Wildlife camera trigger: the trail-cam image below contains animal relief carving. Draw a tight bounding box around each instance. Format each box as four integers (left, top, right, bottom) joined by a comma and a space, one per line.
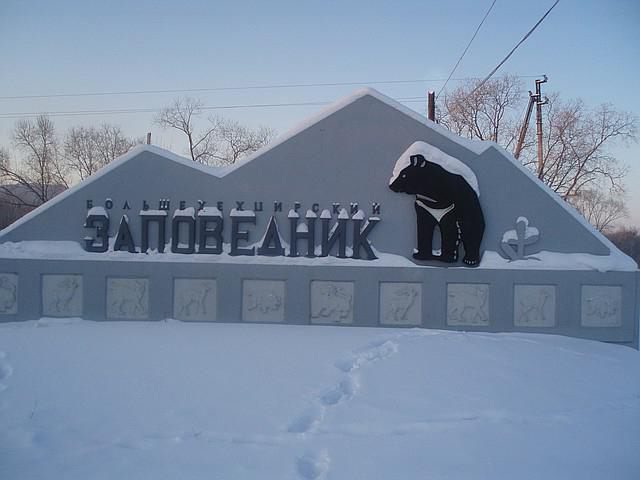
514, 285, 555, 327
581, 286, 622, 327
174, 279, 216, 321
0, 274, 17, 314
107, 278, 149, 319
43, 275, 82, 317
447, 284, 489, 326
242, 280, 285, 322
311, 282, 354, 324
380, 283, 421, 325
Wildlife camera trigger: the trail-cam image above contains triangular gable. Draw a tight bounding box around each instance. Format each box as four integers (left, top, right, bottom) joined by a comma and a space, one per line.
0, 88, 635, 270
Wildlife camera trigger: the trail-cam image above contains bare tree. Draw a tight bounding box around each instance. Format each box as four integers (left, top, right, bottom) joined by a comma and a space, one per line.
568, 189, 628, 233
437, 74, 637, 229
65, 124, 141, 180
155, 97, 215, 163
0, 115, 68, 208
207, 116, 276, 165
438, 74, 523, 148
519, 95, 637, 199
606, 227, 640, 265
155, 97, 276, 165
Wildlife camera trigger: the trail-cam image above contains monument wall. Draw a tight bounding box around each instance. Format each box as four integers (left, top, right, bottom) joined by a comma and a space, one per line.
1, 89, 637, 347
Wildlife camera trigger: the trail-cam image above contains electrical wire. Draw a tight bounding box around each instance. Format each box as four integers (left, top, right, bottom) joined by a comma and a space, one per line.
0, 97, 427, 119
436, 0, 497, 100
471, 0, 560, 95
0, 75, 543, 101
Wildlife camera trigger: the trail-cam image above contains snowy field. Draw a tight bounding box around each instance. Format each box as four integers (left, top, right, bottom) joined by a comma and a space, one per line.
1, 320, 639, 480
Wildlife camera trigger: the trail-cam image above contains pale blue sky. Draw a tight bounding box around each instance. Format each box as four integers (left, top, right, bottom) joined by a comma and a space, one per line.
1, 0, 638, 224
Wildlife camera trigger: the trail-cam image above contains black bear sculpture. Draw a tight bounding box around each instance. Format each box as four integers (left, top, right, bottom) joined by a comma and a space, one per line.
389, 142, 485, 266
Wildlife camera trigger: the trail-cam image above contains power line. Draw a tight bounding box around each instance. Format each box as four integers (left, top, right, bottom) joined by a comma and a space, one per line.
0, 75, 543, 101
0, 97, 428, 120
471, 0, 560, 95
436, 0, 497, 100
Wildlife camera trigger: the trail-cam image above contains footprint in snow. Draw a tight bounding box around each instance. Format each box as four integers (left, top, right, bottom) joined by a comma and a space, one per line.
320, 375, 359, 406
287, 405, 325, 434
297, 449, 330, 479
335, 339, 399, 373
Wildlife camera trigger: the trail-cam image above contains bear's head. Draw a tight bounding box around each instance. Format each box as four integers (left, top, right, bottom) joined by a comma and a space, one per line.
389, 154, 423, 193
389, 153, 451, 197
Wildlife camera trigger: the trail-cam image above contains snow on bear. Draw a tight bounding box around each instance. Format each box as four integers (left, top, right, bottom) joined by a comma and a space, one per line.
389, 141, 485, 266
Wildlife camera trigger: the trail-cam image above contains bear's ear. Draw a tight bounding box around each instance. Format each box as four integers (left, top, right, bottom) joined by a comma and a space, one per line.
411, 154, 427, 167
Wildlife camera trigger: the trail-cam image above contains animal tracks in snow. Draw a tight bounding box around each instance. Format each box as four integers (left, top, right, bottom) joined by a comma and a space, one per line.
287, 405, 326, 434
296, 449, 331, 479
335, 338, 399, 373
288, 337, 400, 435
288, 334, 409, 479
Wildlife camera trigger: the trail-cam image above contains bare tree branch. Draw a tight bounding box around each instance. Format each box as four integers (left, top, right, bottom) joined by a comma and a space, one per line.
65, 124, 141, 181
437, 74, 637, 230
155, 97, 276, 166
0, 115, 68, 208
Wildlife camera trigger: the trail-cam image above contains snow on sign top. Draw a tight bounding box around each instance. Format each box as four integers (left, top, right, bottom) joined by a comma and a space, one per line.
390, 141, 480, 196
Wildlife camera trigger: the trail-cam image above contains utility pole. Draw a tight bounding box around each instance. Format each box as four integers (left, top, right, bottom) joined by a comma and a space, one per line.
427, 91, 436, 122
513, 75, 548, 175
514, 91, 535, 159
534, 76, 548, 179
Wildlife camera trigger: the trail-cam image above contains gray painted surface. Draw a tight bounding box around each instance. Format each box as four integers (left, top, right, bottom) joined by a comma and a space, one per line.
0, 257, 637, 347
0, 94, 613, 256
0, 90, 637, 347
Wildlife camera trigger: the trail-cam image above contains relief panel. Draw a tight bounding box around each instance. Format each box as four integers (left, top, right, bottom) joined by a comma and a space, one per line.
173, 279, 217, 321
310, 281, 354, 324
0, 273, 18, 315
514, 285, 556, 327
42, 274, 83, 317
447, 283, 490, 326
581, 285, 622, 327
107, 278, 149, 319
242, 280, 285, 323
379, 282, 422, 326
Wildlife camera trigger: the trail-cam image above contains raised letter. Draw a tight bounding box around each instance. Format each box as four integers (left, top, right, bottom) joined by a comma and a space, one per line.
113, 215, 136, 253
257, 216, 285, 256
84, 208, 109, 252
140, 210, 167, 253
351, 214, 380, 260
171, 208, 196, 254
230, 209, 256, 256
198, 207, 223, 254
289, 210, 316, 257
320, 209, 347, 258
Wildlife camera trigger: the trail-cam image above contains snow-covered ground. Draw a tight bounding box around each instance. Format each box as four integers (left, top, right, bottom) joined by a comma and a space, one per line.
1, 320, 639, 480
